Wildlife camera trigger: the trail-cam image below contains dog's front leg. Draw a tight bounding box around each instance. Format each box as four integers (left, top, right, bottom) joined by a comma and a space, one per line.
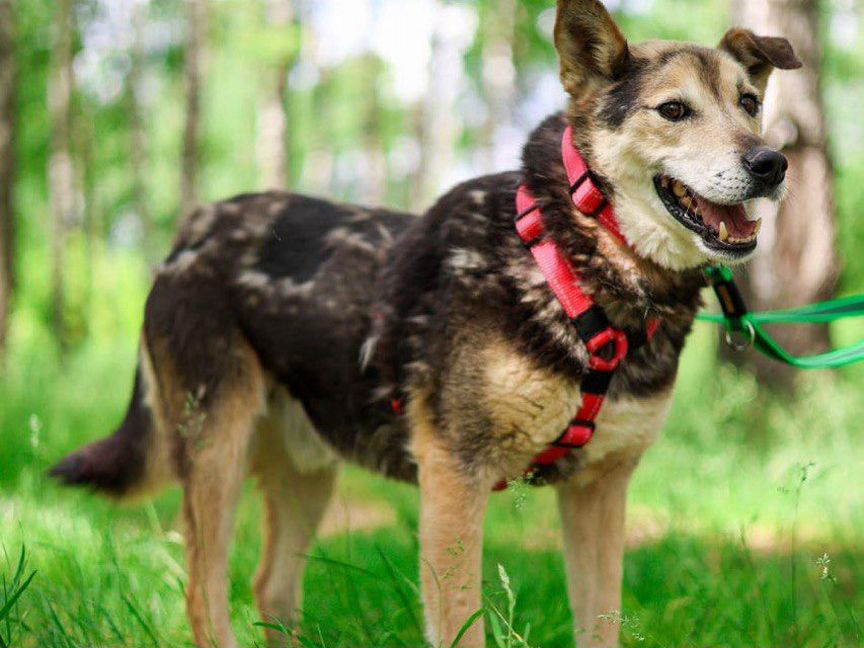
556, 458, 637, 648
412, 409, 490, 647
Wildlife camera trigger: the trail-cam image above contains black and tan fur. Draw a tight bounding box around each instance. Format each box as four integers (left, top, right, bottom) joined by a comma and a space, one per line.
51, 2, 802, 646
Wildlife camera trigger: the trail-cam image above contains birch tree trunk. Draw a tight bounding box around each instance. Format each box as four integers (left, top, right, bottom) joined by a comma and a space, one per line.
256, 0, 296, 191
181, 0, 207, 216
360, 54, 387, 205
411, 6, 468, 210
75, 92, 96, 335
49, 0, 75, 350
479, 0, 517, 170
0, 0, 16, 359
128, 0, 152, 254
731, 0, 838, 385
303, 12, 335, 195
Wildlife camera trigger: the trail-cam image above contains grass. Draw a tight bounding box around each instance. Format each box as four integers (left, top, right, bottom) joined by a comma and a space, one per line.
1, 309, 864, 646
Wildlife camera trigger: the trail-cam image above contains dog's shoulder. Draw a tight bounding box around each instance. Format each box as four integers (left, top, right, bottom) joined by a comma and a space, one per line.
369, 172, 527, 393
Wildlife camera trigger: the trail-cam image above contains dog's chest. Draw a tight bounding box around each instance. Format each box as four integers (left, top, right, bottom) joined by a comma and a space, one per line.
479, 338, 672, 480
582, 388, 672, 466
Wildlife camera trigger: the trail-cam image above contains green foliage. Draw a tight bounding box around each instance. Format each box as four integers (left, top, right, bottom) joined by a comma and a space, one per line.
3, 1, 864, 646
7, 0, 864, 346
2, 328, 864, 646
486, 564, 531, 648
0, 547, 37, 648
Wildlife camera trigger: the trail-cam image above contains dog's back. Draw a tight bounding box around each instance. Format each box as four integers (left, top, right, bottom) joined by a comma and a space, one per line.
51, 191, 417, 496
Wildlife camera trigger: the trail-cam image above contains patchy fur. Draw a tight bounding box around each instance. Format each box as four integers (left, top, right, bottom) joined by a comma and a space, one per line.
51, 1, 802, 646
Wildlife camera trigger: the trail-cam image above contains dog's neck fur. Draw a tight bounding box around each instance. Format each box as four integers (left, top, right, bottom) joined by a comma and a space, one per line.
521, 112, 705, 329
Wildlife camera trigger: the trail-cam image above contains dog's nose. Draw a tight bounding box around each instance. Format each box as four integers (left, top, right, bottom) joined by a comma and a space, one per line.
743, 147, 788, 188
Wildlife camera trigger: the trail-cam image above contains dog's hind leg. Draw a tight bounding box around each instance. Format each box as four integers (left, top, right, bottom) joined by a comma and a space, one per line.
181, 343, 266, 648
252, 394, 339, 645
556, 458, 637, 648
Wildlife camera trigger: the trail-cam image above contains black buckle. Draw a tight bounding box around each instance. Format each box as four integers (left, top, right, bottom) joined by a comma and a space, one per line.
573, 305, 610, 346
580, 368, 614, 395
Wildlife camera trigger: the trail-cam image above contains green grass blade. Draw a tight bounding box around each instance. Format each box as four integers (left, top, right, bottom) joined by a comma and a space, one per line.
303, 553, 377, 578
488, 602, 506, 648
122, 593, 161, 647
45, 602, 75, 648
375, 544, 424, 638
0, 570, 36, 625
450, 608, 485, 648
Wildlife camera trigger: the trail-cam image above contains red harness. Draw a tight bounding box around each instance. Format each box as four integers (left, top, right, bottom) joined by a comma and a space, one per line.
388, 126, 658, 488
494, 126, 658, 488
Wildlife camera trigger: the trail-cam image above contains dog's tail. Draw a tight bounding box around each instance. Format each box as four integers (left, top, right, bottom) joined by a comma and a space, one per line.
50, 338, 173, 499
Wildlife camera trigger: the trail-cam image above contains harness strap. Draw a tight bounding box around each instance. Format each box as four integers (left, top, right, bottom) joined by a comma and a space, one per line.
562, 125, 627, 245
509, 185, 629, 475
390, 126, 661, 490
496, 131, 660, 489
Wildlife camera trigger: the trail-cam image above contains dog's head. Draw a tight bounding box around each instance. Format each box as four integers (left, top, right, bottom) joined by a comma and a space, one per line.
554, 0, 801, 270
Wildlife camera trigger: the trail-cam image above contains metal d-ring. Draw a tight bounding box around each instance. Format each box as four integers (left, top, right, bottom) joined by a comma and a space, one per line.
724, 320, 756, 352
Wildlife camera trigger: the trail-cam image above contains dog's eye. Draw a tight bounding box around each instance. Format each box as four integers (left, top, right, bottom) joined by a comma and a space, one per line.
740, 93, 761, 117
657, 101, 690, 122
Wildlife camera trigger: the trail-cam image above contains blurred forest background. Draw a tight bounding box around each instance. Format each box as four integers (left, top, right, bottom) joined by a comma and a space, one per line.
2, 1, 864, 647
0, 0, 863, 369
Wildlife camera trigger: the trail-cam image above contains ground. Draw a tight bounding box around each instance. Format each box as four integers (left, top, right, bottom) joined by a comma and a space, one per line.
2, 320, 863, 647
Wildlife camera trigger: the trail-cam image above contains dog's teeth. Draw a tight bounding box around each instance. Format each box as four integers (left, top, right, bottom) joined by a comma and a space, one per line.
719, 221, 729, 242
661, 176, 670, 188
672, 181, 687, 198
682, 197, 695, 211
754, 218, 762, 236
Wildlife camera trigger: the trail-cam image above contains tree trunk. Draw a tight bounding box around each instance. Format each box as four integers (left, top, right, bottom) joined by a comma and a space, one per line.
128, 0, 152, 255
411, 5, 466, 210
730, 0, 838, 386
479, 0, 517, 170
181, 0, 207, 216
256, 0, 296, 191
0, 0, 16, 360
49, 0, 75, 350
303, 11, 335, 196
360, 54, 386, 206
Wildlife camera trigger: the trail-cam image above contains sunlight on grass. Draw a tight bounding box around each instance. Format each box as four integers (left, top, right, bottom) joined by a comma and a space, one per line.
2, 327, 864, 646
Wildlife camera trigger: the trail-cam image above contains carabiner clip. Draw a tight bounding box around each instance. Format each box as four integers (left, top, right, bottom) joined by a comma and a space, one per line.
723, 320, 755, 352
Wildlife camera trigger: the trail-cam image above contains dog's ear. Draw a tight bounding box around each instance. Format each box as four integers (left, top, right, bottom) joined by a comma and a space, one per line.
554, 0, 630, 97
719, 28, 802, 93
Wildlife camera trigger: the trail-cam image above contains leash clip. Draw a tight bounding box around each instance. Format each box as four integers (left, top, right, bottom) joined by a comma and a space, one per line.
724, 320, 756, 352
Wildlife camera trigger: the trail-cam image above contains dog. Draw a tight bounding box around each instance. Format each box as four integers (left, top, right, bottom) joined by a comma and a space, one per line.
51, 1, 801, 646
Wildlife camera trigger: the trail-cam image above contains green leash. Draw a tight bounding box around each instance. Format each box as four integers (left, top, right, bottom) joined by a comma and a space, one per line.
698, 266, 864, 369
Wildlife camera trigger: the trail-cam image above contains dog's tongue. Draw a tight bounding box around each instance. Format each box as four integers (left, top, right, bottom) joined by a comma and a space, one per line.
693, 195, 755, 238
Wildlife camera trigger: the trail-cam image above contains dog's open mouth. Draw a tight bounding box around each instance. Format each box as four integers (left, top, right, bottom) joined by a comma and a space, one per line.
653, 175, 761, 255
